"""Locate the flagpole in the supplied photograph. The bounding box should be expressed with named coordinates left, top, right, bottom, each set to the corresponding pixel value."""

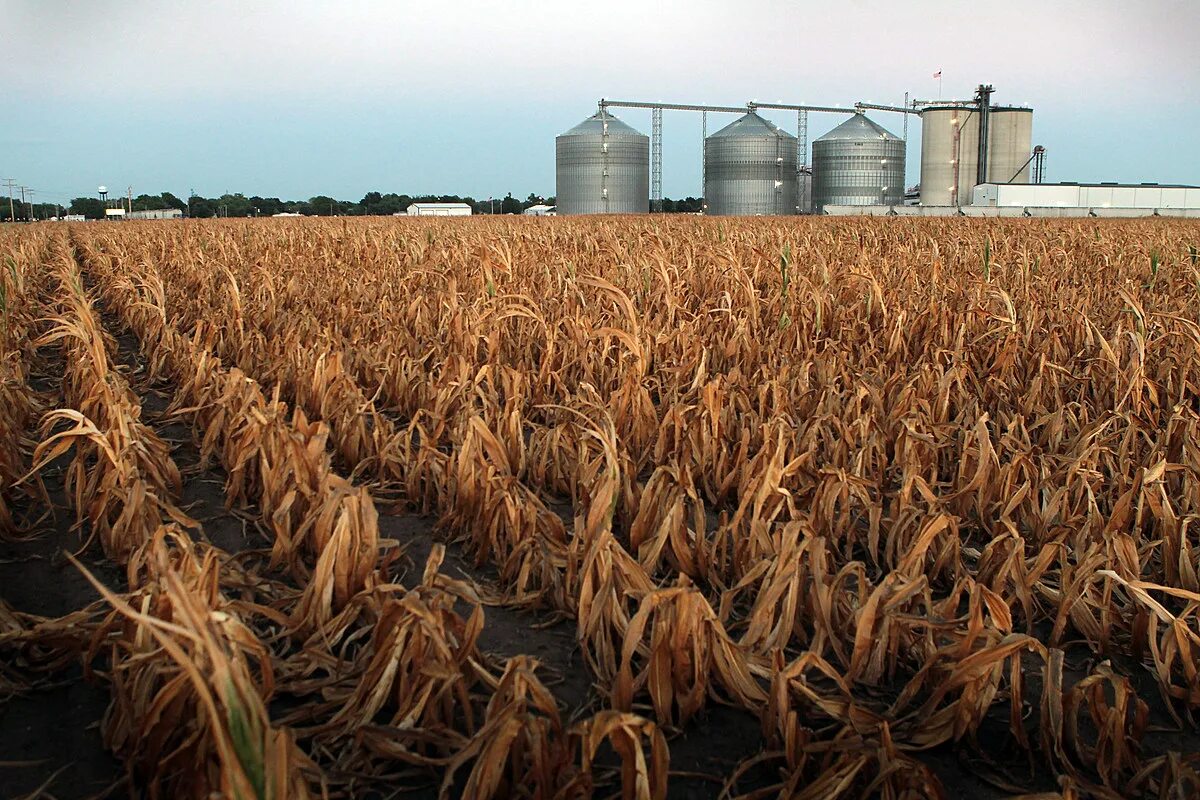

left=939, top=73, right=943, bottom=99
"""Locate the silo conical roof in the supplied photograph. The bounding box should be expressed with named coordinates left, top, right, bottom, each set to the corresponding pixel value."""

left=816, top=114, right=901, bottom=142
left=709, top=112, right=796, bottom=140
left=559, top=110, right=646, bottom=137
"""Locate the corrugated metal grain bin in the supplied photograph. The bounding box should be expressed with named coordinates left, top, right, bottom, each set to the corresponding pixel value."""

left=811, top=114, right=905, bottom=211
left=704, top=112, right=798, bottom=215
left=556, top=110, right=649, bottom=215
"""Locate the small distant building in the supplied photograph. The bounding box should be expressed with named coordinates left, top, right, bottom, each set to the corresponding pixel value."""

left=523, top=204, right=556, bottom=216
left=273, top=212, right=303, bottom=217
left=128, top=208, right=183, bottom=220
left=405, top=202, right=472, bottom=217
left=63, top=214, right=87, bottom=222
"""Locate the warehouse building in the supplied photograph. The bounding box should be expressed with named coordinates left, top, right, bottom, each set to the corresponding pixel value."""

left=405, top=203, right=472, bottom=216
left=972, top=182, right=1200, bottom=210
left=128, top=208, right=183, bottom=220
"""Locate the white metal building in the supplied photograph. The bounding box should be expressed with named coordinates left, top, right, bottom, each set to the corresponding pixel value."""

left=128, top=208, right=183, bottom=220
left=972, top=183, right=1200, bottom=210
left=522, top=204, right=556, bottom=216
left=405, top=203, right=472, bottom=216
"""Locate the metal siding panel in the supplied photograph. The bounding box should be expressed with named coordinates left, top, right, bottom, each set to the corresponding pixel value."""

left=1133, top=188, right=1161, bottom=208
left=1082, top=187, right=1114, bottom=207
left=1159, top=187, right=1188, bottom=208
left=1111, top=187, right=1137, bottom=207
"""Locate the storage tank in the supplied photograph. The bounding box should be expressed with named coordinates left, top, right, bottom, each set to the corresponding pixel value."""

left=919, top=105, right=1032, bottom=206
left=986, top=108, right=1034, bottom=185
left=919, top=104, right=978, bottom=207
left=556, top=110, right=649, bottom=215
left=704, top=112, right=798, bottom=215
left=811, top=114, right=905, bottom=211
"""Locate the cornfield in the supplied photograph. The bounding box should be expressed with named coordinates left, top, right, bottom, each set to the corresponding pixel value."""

left=2, top=215, right=1199, bottom=799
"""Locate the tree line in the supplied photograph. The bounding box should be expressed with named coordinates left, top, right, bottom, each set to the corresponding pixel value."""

left=3, top=191, right=706, bottom=220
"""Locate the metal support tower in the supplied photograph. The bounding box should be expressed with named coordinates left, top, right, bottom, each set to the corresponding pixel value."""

left=902, top=92, right=909, bottom=143
left=701, top=111, right=707, bottom=200
left=651, top=106, right=663, bottom=212
left=974, top=84, right=994, bottom=187
left=796, top=110, right=808, bottom=169
left=1032, top=146, right=1046, bottom=184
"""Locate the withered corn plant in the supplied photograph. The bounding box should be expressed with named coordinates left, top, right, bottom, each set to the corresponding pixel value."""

left=76, top=238, right=382, bottom=625
left=80, top=526, right=322, bottom=799
left=0, top=229, right=48, bottom=536
left=59, top=216, right=1200, bottom=797
left=28, top=238, right=192, bottom=562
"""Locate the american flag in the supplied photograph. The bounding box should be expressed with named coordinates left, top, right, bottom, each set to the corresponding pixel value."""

left=932, top=70, right=942, bottom=79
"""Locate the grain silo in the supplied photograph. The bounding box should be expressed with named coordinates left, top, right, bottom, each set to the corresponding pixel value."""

left=556, top=110, right=649, bottom=215
left=918, top=104, right=978, bottom=207
left=811, top=114, right=905, bottom=211
left=704, top=112, right=798, bottom=216
left=919, top=104, right=1032, bottom=206
left=986, top=108, right=1034, bottom=185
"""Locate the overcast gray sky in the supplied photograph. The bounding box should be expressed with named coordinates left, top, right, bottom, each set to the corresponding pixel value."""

left=4, top=0, right=1198, bottom=204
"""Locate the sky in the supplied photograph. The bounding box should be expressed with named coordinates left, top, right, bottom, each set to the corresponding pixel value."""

left=3, top=0, right=1199, bottom=205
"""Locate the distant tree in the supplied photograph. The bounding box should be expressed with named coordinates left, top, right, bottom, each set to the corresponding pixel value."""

left=500, top=193, right=521, bottom=215
left=160, top=192, right=187, bottom=211
left=659, top=197, right=702, bottom=213
left=62, top=187, right=555, bottom=219
left=309, top=195, right=337, bottom=216
left=188, top=195, right=217, bottom=218
left=68, top=197, right=106, bottom=219
left=359, top=191, right=385, bottom=215
left=249, top=196, right=284, bottom=216
left=213, top=193, right=253, bottom=217
left=131, top=194, right=160, bottom=212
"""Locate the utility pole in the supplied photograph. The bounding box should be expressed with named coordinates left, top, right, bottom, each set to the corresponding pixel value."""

left=3, top=179, right=15, bottom=222
left=127, top=186, right=133, bottom=214
left=26, top=190, right=35, bottom=221
left=18, top=187, right=28, bottom=222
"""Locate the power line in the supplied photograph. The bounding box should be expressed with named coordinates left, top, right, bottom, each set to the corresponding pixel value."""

left=3, top=179, right=15, bottom=222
